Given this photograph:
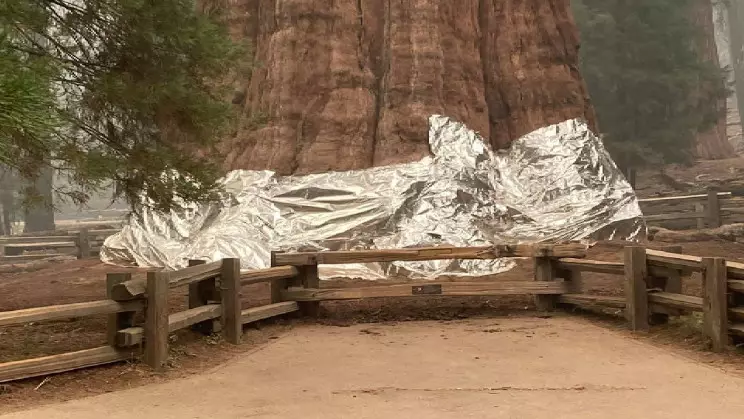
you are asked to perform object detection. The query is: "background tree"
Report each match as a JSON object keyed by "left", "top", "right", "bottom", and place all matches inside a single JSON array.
[
  {"left": 0, "top": 26, "right": 58, "bottom": 232},
  {"left": 0, "top": 0, "right": 243, "bottom": 231},
  {"left": 574, "top": 0, "right": 729, "bottom": 176},
  {"left": 691, "top": 0, "right": 736, "bottom": 159},
  {"left": 728, "top": 0, "right": 744, "bottom": 130}
]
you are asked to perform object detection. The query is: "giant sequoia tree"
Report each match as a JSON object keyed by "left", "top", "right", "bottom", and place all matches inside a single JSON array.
[{"left": 221, "top": 0, "right": 597, "bottom": 174}]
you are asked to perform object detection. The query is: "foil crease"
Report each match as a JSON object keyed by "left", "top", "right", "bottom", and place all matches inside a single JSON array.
[{"left": 101, "top": 116, "right": 645, "bottom": 279}]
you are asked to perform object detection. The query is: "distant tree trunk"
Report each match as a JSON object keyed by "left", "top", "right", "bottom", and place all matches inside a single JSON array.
[
  {"left": 0, "top": 168, "right": 17, "bottom": 235},
  {"left": 221, "top": 0, "right": 596, "bottom": 174},
  {"left": 692, "top": 0, "right": 736, "bottom": 159},
  {"left": 625, "top": 167, "right": 637, "bottom": 189},
  {"left": 729, "top": 0, "right": 744, "bottom": 128},
  {"left": 23, "top": 167, "right": 55, "bottom": 233},
  {"left": 1, "top": 191, "right": 14, "bottom": 236}
]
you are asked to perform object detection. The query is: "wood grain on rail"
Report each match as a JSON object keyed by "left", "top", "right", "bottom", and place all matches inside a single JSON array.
[
  {"left": 282, "top": 281, "right": 568, "bottom": 301},
  {"left": 0, "top": 346, "right": 139, "bottom": 383},
  {"left": 0, "top": 300, "right": 144, "bottom": 327},
  {"left": 241, "top": 266, "right": 298, "bottom": 286},
  {"left": 273, "top": 244, "right": 587, "bottom": 266}
]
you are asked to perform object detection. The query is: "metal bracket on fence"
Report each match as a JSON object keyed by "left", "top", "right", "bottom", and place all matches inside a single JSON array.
[{"left": 412, "top": 284, "right": 442, "bottom": 295}]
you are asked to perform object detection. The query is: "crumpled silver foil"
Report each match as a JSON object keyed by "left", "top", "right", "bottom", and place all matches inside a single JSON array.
[{"left": 101, "top": 115, "right": 645, "bottom": 279}]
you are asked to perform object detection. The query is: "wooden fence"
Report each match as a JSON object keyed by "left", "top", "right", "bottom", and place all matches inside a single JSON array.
[
  {"left": 0, "top": 257, "right": 300, "bottom": 382},
  {"left": 1, "top": 241, "right": 742, "bottom": 383},
  {"left": 639, "top": 190, "right": 744, "bottom": 230},
  {"left": 0, "top": 228, "right": 119, "bottom": 264},
  {"left": 268, "top": 243, "right": 744, "bottom": 352},
  {"left": 268, "top": 244, "right": 586, "bottom": 315},
  {"left": 556, "top": 246, "right": 744, "bottom": 352}
]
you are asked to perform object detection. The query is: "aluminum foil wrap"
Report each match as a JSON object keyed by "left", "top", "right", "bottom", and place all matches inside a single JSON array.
[{"left": 101, "top": 115, "right": 645, "bottom": 279}]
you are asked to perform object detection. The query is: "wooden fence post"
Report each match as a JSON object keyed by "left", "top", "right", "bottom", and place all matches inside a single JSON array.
[
  {"left": 729, "top": 288, "right": 744, "bottom": 346},
  {"left": 221, "top": 258, "right": 242, "bottom": 344},
  {"left": 270, "top": 251, "right": 287, "bottom": 304},
  {"left": 145, "top": 271, "right": 169, "bottom": 371},
  {"left": 648, "top": 245, "right": 683, "bottom": 325},
  {"left": 694, "top": 203, "right": 705, "bottom": 229},
  {"left": 107, "top": 273, "right": 136, "bottom": 346},
  {"left": 187, "top": 259, "right": 220, "bottom": 334},
  {"left": 659, "top": 245, "right": 683, "bottom": 294},
  {"left": 702, "top": 257, "right": 728, "bottom": 352},
  {"left": 77, "top": 229, "right": 90, "bottom": 259},
  {"left": 270, "top": 251, "right": 318, "bottom": 316},
  {"left": 624, "top": 246, "right": 649, "bottom": 331},
  {"left": 562, "top": 269, "right": 583, "bottom": 294},
  {"left": 707, "top": 190, "right": 722, "bottom": 228},
  {"left": 533, "top": 257, "right": 557, "bottom": 311},
  {"left": 297, "top": 264, "right": 320, "bottom": 317}
]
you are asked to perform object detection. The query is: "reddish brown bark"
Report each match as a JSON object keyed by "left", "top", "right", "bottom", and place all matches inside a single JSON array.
[
  {"left": 222, "top": 0, "right": 596, "bottom": 174},
  {"left": 691, "top": 0, "right": 736, "bottom": 160}
]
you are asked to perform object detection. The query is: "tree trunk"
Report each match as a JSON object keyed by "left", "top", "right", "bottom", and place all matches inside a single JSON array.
[
  {"left": 692, "top": 0, "right": 736, "bottom": 160},
  {"left": 23, "top": 167, "right": 55, "bottom": 233},
  {"left": 0, "top": 167, "right": 19, "bottom": 236},
  {"left": 1, "top": 190, "right": 14, "bottom": 236},
  {"left": 221, "top": 0, "right": 597, "bottom": 174},
  {"left": 728, "top": 0, "right": 744, "bottom": 138}
]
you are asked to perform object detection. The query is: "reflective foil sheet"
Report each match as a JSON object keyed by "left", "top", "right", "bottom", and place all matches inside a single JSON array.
[{"left": 101, "top": 116, "right": 645, "bottom": 279}]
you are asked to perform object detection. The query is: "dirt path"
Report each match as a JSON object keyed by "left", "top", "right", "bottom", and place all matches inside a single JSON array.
[{"left": 3, "top": 316, "right": 744, "bottom": 418}]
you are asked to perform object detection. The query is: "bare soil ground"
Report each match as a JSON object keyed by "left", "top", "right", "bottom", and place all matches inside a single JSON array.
[{"left": 4, "top": 317, "right": 744, "bottom": 419}]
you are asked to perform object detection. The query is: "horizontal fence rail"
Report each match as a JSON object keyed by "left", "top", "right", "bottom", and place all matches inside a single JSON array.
[
  {"left": 557, "top": 258, "right": 624, "bottom": 275},
  {"left": 638, "top": 192, "right": 732, "bottom": 204},
  {"left": 273, "top": 243, "right": 588, "bottom": 266},
  {"left": 241, "top": 302, "right": 299, "bottom": 324},
  {"left": 0, "top": 346, "right": 138, "bottom": 384},
  {"left": 241, "top": 266, "right": 298, "bottom": 286},
  {"left": 638, "top": 190, "right": 744, "bottom": 230},
  {"left": 281, "top": 281, "right": 568, "bottom": 301},
  {"left": 0, "top": 300, "right": 143, "bottom": 327},
  {"left": 0, "top": 228, "right": 119, "bottom": 264}
]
